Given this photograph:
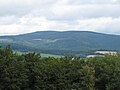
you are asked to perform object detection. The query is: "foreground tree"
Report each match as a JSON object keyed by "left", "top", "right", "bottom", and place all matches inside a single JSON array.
[{"left": 0, "top": 45, "right": 120, "bottom": 90}]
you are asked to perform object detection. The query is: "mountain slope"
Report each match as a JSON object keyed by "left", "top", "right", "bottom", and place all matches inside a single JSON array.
[{"left": 0, "top": 31, "right": 120, "bottom": 55}]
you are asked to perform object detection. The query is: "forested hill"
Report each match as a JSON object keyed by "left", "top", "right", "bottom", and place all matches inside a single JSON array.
[{"left": 0, "top": 31, "right": 120, "bottom": 55}]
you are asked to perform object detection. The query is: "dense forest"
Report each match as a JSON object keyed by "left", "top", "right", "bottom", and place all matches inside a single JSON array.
[{"left": 0, "top": 45, "right": 120, "bottom": 90}]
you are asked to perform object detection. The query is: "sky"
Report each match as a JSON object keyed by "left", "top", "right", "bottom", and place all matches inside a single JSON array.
[{"left": 0, "top": 0, "right": 120, "bottom": 35}]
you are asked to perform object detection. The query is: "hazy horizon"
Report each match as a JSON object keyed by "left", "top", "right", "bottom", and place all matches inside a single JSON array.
[
  {"left": 0, "top": 0, "right": 120, "bottom": 35},
  {"left": 1, "top": 30, "right": 120, "bottom": 36}
]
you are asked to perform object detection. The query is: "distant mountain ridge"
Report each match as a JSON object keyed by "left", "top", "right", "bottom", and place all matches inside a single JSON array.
[{"left": 0, "top": 31, "right": 120, "bottom": 55}]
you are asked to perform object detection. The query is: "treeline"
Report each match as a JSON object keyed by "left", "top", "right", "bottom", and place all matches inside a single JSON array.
[
  {"left": 1, "top": 43, "right": 92, "bottom": 57},
  {"left": 0, "top": 45, "right": 120, "bottom": 90}
]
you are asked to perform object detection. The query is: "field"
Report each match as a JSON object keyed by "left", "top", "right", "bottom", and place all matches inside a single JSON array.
[
  {"left": 15, "top": 51, "right": 62, "bottom": 58},
  {"left": 40, "top": 53, "right": 62, "bottom": 58}
]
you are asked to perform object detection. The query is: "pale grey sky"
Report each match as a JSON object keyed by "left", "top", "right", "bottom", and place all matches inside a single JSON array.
[{"left": 0, "top": 0, "right": 120, "bottom": 35}]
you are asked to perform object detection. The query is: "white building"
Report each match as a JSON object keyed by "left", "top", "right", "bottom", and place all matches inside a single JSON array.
[
  {"left": 95, "top": 51, "right": 117, "bottom": 55},
  {"left": 86, "top": 50, "right": 118, "bottom": 58},
  {"left": 86, "top": 55, "right": 104, "bottom": 58}
]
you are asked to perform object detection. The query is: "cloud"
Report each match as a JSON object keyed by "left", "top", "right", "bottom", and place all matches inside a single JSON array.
[
  {"left": 0, "top": 16, "right": 120, "bottom": 35},
  {"left": 0, "top": 16, "right": 19, "bottom": 25},
  {"left": 50, "top": 3, "right": 120, "bottom": 20},
  {"left": 65, "top": 0, "right": 120, "bottom": 4},
  {"left": 0, "top": 0, "right": 56, "bottom": 16},
  {"left": 0, "top": 0, "right": 120, "bottom": 35}
]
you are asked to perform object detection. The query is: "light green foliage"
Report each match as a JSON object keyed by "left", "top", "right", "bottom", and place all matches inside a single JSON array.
[{"left": 81, "top": 65, "right": 95, "bottom": 90}]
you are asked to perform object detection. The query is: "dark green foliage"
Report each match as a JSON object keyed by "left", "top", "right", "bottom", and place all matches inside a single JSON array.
[
  {"left": 0, "top": 46, "right": 120, "bottom": 89},
  {"left": 87, "top": 56, "right": 120, "bottom": 90},
  {"left": 21, "top": 52, "right": 41, "bottom": 62},
  {"left": 0, "top": 45, "right": 28, "bottom": 90}
]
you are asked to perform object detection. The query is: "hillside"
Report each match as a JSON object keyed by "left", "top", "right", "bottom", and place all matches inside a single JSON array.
[{"left": 0, "top": 31, "right": 120, "bottom": 56}]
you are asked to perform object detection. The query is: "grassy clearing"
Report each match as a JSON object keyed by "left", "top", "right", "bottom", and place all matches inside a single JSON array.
[
  {"left": 14, "top": 51, "right": 61, "bottom": 58},
  {"left": 41, "top": 53, "right": 61, "bottom": 58}
]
